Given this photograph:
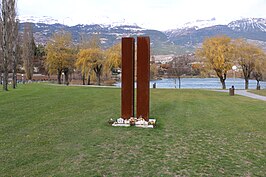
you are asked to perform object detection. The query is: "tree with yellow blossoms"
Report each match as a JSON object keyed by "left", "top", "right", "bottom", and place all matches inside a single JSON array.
[
  {"left": 76, "top": 48, "right": 104, "bottom": 85},
  {"left": 76, "top": 34, "right": 105, "bottom": 85},
  {"left": 252, "top": 55, "right": 266, "bottom": 90},
  {"left": 196, "top": 36, "right": 234, "bottom": 89},
  {"left": 232, "top": 39, "right": 266, "bottom": 89},
  {"left": 45, "top": 31, "right": 75, "bottom": 84},
  {"left": 104, "top": 43, "right": 121, "bottom": 79}
]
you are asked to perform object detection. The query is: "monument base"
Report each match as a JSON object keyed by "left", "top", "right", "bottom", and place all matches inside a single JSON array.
[{"left": 110, "top": 118, "right": 156, "bottom": 128}]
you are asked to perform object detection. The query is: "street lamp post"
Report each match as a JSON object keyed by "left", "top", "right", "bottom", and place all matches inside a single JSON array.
[
  {"left": 62, "top": 72, "right": 64, "bottom": 84},
  {"left": 232, "top": 65, "right": 237, "bottom": 87},
  {"left": 21, "top": 74, "right": 24, "bottom": 84}
]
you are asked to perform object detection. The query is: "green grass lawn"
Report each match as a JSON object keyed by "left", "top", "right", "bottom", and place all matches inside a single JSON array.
[
  {"left": 1, "top": 84, "right": 265, "bottom": 176},
  {"left": 249, "top": 89, "right": 266, "bottom": 96}
]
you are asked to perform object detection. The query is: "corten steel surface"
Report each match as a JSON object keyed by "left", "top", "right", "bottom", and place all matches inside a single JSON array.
[
  {"left": 121, "top": 37, "right": 135, "bottom": 119},
  {"left": 137, "top": 37, "right": 150, "bottom": 121}
]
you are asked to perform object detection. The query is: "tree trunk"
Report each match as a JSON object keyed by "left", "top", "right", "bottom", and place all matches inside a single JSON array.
[
  {"left": 242, "top": 66, "right": 250, "bottom": 90},
  {"left": 82, "top": 74, "right": 85, "bottom": 85},
  {"left": 2, "top": 0, "right": 17, "bottom": 91},
  {"left": 219, "top": 77, "right": 226, "bottom": 89},
  {"left": 57, "top": 69, "right": 62, "bottom": 84},
  {"left": 3, "top": 67, "right": 8, "bottom": 91},
  {"left": 97, "top": 73, "right": 101, "bottom": 85},
  {"left": 94, "top": 64, "right": 102, "bottom": 86},
  {"left": 12, "top": 72, "right": 16, "bottom": 89},
  {"left": 256, "top": 80, "right": 260, "bottom": 90},
  {"left": 12, "top": 37, "right": 18, "bottom": 89},
  {"left": 245, "top": 79, "right": 249, "bottom": 90},
  {"left": 12, "top": 19, "right": 19, "bottom": 89},
  {"left": 23, "top": 23, "right": 34, "bottom": 81},
  {"left": 65, "top": 74, "right": 69, "bottom": 85},
  {"left": 12, "top": 48, "right": 17, "bottom": 88},
  {"left": 2, "top": 0, "right": 9, "bottom": 91},
  {"left": 12, "top": 60, "right": 17, "bottom": 89},
  {"left": 87, "top": 75, "right": 90, "bottom": 85},
  {"left": 64, "top": 68, "right": 69, "bottom": 85},
  {"left": 0, "top": 72, "right": 2, "bottom": 85},
  {"left": 69, "top": 73, "right": 72, "bottom": 82},
  {"left": 178, "top": 77, "right": 181, "bottom": 89}
]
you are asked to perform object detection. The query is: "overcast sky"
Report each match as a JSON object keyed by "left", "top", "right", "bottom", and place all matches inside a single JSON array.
[{"left": 17, "top": 0, "right": 266, "bottom": 30}]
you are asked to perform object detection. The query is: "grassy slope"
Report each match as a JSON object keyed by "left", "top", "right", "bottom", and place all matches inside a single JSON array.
[
  {"left": 249, "top": 89, "right": 266, "bottom": 96},
  {"left": 0, "top": 84, "right": 265, "bottom": 176}
]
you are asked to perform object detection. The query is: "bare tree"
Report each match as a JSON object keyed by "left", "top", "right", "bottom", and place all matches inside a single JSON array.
[
  {"left": 0, "top": 17, "right": 2, "bottom": 85},
  {"left": 11, "top": 16, "right": 19, "bottom": 88},
  {"left": 22, "top": 22, "right": 35, "bottom": 81},
  {"left": 1, "top": 0, "right": 9, "bottom": 91},
  {"left": 34, "top": 44, "right": 46, "bottom": 75},
  {"left": 168, "top": 54, "right": 194, "bottom": 89},
  {"left": 1, "top": 0, "right": 17, "bottom": 91}
]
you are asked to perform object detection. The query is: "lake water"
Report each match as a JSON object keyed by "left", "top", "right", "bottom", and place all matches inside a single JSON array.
[{"left": 115, "top": 78, "right": 266, "bottom": 89}]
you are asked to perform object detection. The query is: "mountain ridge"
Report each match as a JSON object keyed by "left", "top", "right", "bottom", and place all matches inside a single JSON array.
[{"left": 19, "top": 17, "right": 266, "bottom": 55}]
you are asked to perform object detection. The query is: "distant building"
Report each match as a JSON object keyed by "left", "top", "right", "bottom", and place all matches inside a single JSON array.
[{"left": 153, "top": 55, "right": 174, "bottom": 64}]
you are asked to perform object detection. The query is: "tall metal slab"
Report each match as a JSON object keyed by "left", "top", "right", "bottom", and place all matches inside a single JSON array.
[
  {"left": 121, "top": 37, "right": 135, "bottom": 119},
  {"left": 136, "top": 37, "right": 150, "bottom": 121}
]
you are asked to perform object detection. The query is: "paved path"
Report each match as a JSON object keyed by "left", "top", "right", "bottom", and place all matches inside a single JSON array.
[{"left": 214, "top": 89, "right": 266, "bottom": 101}]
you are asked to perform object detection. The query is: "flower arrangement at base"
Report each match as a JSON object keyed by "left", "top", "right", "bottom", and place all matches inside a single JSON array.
[{"left": 129, "top": 117, "right": 136, "bottom": 126}]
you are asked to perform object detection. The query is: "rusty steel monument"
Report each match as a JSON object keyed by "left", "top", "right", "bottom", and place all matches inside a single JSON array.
[{"left": 121, "top": 36, "right": 150, "bottom": 121}]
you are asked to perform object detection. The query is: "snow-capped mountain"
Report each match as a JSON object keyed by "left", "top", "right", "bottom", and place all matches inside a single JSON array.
[
  {"left": 228, "top": 18, "right": 266, "bottom": 32},
  {"left": 19, "top": 21, "right": 170, "bottom": 53},
  {"left": 166, "top": 18, "right": 266, "bottom": 48},
  {"left": 19, "top": 17, "right": 266, "bottom": 54},
  {"left": 166, "top": 17, "right": 224, "bottom": 39},
  {"left": 19, "top": 16, "right": 62, "bottom": 24},
  {"left": 176, "top": 17, "right": 220, "bottom": 30},
  {"left": 19, "top": 15, "right": 141, "bottom": 30}
]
